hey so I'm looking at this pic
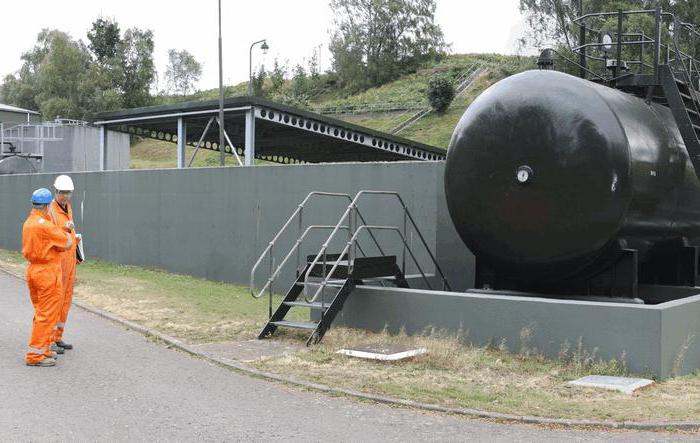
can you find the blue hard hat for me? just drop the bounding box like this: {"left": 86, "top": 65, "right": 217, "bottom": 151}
{"left": 31, "top": 188, "right": 53, "bottom": 205}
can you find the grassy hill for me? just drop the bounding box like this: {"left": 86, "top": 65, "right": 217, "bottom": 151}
{"left": 131, "top": 54, "right": 533, "bottom": 168}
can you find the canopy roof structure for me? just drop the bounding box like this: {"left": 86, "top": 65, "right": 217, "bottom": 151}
{"left": 0, "top": 103, "right": 40, "bottom": 115}
{"left": 94, "top": 97, "right": 445, "bottom": 168}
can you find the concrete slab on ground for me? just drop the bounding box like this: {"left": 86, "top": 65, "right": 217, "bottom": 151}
{"left": 337, "top": 343, "right": 428, "bottom": 361}
{"left": 569, "top": 375, "right": 655, "bottom": 395}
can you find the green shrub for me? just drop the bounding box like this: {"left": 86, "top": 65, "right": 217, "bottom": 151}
{"left": 427, "top": 75, "right": 455, "bottom": 114}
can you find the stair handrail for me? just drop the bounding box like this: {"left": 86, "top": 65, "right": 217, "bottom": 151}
{"left": 304, "top": 225, "right": 437, "bottom": 307}
{"left": 303, "top": 190, "right": 451, "bottom": 303}
{"left": 667, "top": 15, "right": 700, "bottom": 127}
{"left": 250, "top": 191, "right": 386, "bottom": 299}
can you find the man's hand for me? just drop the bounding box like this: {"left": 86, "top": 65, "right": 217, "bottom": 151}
{"left": 65, "top": 221, "right": 75, "bottom": 231}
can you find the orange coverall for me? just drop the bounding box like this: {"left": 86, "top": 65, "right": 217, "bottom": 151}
{"left": 49, "top": 200, "right": 77, "bottom": 343}
{"left": 22, "top": 209, "right": 70, "bottom": 364}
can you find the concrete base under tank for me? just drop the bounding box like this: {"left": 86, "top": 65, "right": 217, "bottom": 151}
{"left": 333, "top": 285, "right": 700, "bottom": 379}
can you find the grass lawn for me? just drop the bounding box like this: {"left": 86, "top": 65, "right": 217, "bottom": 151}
{"left": 338, "top": 69, "right": 502, "bottom": 149}
{"left": 0, "top": 249, "right": 298, "bottom": 343}
{"left": 130, "top": 138, "right": 278, "bottom": 170}
{"left": 3, "top": 247, "right": 700, "bottom": 424}
{"left": 130, "top": 138, "right": 234, "bottom": 170}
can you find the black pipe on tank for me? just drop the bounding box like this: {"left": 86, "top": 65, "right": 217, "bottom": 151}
{"left": 445, "top": 70, "right": 700, "bottom": 284}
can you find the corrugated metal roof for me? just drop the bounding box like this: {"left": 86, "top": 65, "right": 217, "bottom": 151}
{"left": 94, "top": 96, "right": 446, "bottom": 164}
{"left": 0, "top": 103, "right": 40, "bottom": 115}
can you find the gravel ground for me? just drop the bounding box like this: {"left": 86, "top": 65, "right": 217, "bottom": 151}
{"left": 1, "top": 272, "right": 697, "bottom": 442}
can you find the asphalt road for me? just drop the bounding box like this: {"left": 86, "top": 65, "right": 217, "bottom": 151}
{"left": 0, "top": 271, "right": 697, "bottom": 442}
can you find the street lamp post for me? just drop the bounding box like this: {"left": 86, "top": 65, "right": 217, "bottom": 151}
{"left": 248, "top": 39, "right": 269, "bottom": 96}
{"left": 217, "top": 0, "right": 225, "bottom": 166}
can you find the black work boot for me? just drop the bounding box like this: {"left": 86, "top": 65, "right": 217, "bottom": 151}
{"left": 55, "top": 340, "right": 73, "bottom": 350}
{"left": 26, "top": 357, "right": 56, "bottom": 367}
{"left": 49, "top": 343, "right": 65, "bottom": 354}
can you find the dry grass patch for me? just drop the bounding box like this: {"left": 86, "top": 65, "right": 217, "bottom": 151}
{"left": 255, "top": 327, "right": 700, "bottom": 422}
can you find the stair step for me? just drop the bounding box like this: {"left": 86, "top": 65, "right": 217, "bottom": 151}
{"left": 283, "top": 301, "right": 328, "bottom": 310}
{"left": 271, "top": 320, "right": 318, "bottom": 330}
{"left": 307, "top": 259, "right": 351, "bottom": 266}
{"left": 294, "top": 281, "right": 344, "bottom": 288}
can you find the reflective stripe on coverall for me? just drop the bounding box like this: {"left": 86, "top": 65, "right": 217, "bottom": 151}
{"left": 49, "top": 200, "right": 77, "bottom": 343}
{"left": 22, "top": 209, "right": 69, "bottom": 363}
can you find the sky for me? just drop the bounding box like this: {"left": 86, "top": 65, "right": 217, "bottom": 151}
{"left": 0, "top": 0, "right": 527, "bottom": 91}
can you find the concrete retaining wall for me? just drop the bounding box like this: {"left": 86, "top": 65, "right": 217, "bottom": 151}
{"left": 335, "top": 285, "right": 700, "bottom": 378}
{"left": 0, "top": 161, "right": 471, "bottom": 288}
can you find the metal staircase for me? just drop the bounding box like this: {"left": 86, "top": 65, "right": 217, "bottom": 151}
{"left": 250, "top": 190, "right": 450, "bottom": 345}
{"left": 660, "top": 66, "right": 700, "bottom": 175}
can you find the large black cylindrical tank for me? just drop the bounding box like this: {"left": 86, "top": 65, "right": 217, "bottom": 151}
{"left": 445, "top": 70, "right": 700, "bottom": 283}
{"left": 0, "top": 156, "right": 37, "bottom": 175}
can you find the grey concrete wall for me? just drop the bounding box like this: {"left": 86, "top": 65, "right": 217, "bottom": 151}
{"left": 0, "top": 111, "right": 40, "bottom": 125}
{"left": 2, "top": 126, "right": 128, "bottom": 173}
{"left": 660, "top": 296, "right": 700, "bottom": 377}
{"left": 436, "top": 185, "right": 474, "bottom": 291}
{"left": 335, "top": 285, "right": 700, "bottom": 378}
{"left": 40, "top": 126, "right": 129, "bottom": 173}
{"left": 0, "top": 162, "right": 462, "bottom": 288}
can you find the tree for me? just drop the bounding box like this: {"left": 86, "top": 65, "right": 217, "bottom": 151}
{"left": 290, "top": 64, "right": 310, "bottom": 97}
{"left": 427, "top": 75, "right": 454, "bottom": 113}
{"left": 165, "top": 49, "right": 202, "bottom": 96}
{"left": 517, "top": 1, "right": 700, "bottom": 51}
{"left": 87, "top": 17, "right": 121, "bottom": 62}
{"left": 250, "top": 64, "right": 266, "bottom": 97}
{"left": 329, "top": 0, "right": 447, "bottom": 92}
{"left": 1, "top": 21, "right": 155, "bottom": 120}
{"left": 119, "top": 28, "right": 156, "bottom": 108}
{"left": 268, "top": 58, "right": 287, "bottom": 94}
{"left": 34, "top": 31, "right": 92, "bottom": 118}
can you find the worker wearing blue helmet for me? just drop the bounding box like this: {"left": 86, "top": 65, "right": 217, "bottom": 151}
{"left": 22, "top": 188, "right": 72, "bottom": 367}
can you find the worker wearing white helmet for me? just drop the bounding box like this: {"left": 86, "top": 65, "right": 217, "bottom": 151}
{"left": 49, "top": 175, "right": 79, "bottom": 352}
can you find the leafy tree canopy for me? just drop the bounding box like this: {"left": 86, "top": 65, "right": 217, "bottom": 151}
{"left": 329, "top": 0, "right": 448, "bottom": 92}
{"left": 165, "top": 49, "right": 202, "bottom": 96}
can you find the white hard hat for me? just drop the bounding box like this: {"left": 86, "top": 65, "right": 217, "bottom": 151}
{"left": 54, "top": 175, "right": 74, "bottom": 192}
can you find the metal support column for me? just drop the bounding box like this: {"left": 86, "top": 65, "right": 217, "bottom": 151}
{"left": 177, "top": 117, "right": 187, "bottom": 168}
{"left": 654, "top": 6, "right": 662, "bottom": 82}
{"left": 615, "top": 9, "right": 623, "bottom": 79}
{"left": 579, "top": 24, "right": 587, "bottom": 79}
{"left": 99, "top": 125, "right": 107, "bottom": 171}
{"left": 245, "top": 107, "right": 256, "bottom": 166}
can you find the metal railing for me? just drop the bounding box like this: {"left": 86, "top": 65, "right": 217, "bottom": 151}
{"left": 391, "top": 62, "right": 485, "bottom": 135}
{"left": 565, "top": 8, "right": 700, "bottom": 85}
{"left": 303, "top": 190, "right": 451, "bottom": 308}
{"left": 249, "top": 191, "right": 385, "bottom": 311}
{"left": 315, "top": 62, "right": 486, "bottom": 117}
{"left": 250, "top": 190, "right": 452, "bottom": 322}
{"left": 1, "top": 122, "right": 64, "bottom": 163}
{"left": 316, "top": 101, "right": 426, "bottom": 116}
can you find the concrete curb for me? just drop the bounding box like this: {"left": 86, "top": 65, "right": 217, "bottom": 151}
{"left": 2, "top": 265, "right": 698, "bottom": 432}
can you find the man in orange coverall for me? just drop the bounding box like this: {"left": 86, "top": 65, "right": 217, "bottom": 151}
{"left": 22, "top": 188, "right": 72, "bottom": 367}
{"left": 49, "top": 175, "right": 78, "bottom": 353}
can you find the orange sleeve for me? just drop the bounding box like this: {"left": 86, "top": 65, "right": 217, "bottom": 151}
{"left": 42, "top": 223, "right": 69, "bottom": 250}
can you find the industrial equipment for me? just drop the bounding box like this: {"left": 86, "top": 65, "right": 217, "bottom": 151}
{"left": 445, "top": 7, "right": 700, "bottom": 298}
